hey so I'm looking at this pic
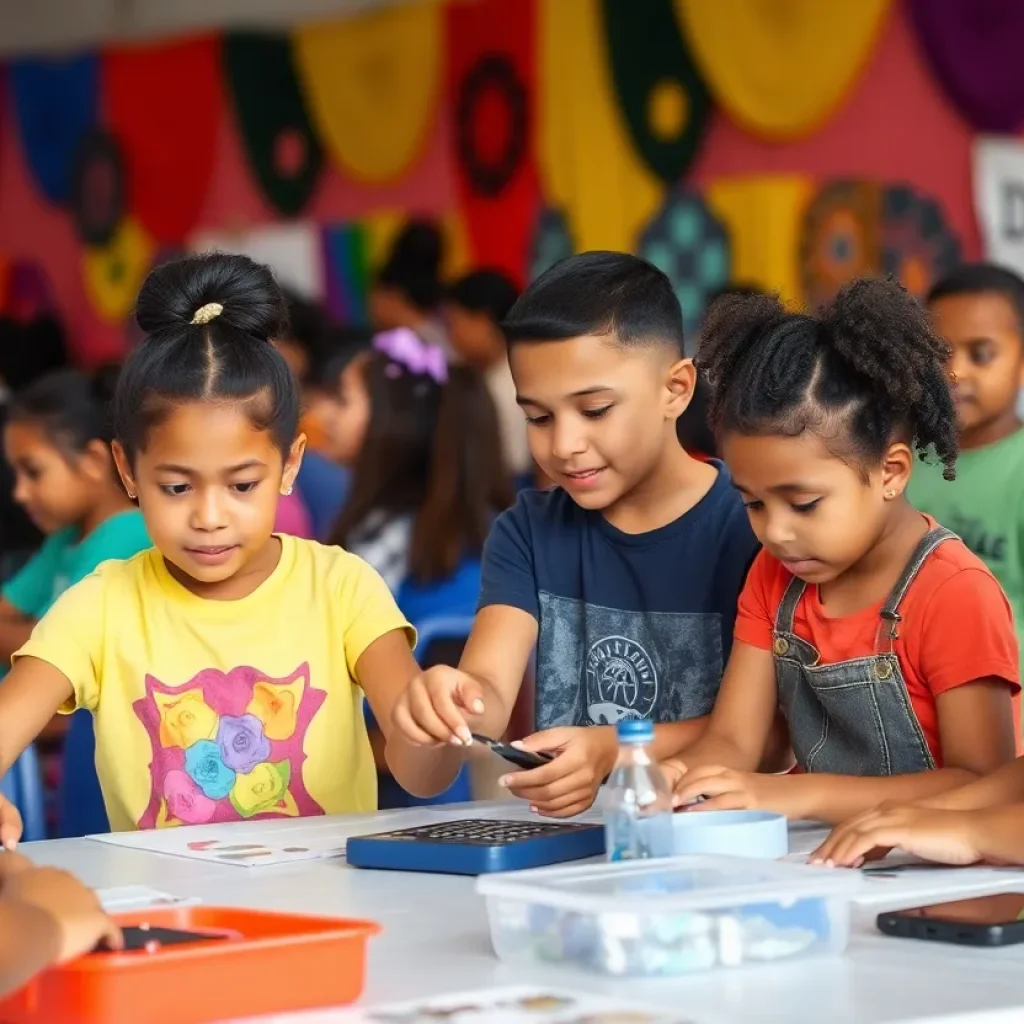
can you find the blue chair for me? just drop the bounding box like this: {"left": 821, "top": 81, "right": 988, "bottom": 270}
{"left": 57, "top": 710, "right": 109, "bottom": 838}
{"left": 0, "top": 746, "right": 45, "bottom": 842}
{"left": 371, "top": 614, "right": 477, "bottom": 809}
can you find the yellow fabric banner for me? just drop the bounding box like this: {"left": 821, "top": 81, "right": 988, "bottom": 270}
{"left": 538, "top": 0, "right": 661, "bottom": 253}
{"left": 676, "top": 0, "right": 891, "bottom": 139}
{"left": 706, "top": 176, "right": 813, "bottom": 308}
{"left": 293, "top": 2, "right": 442, "bottom": 184}
{"left": 81, "top": 218, "right": 154, "bottom": 323}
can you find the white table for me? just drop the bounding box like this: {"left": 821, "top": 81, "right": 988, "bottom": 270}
{"left": 23, "top": 806, "right": 1024, "bottom": 1024}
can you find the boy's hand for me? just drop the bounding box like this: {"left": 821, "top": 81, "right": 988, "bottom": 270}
{"left": 810, "top": 805, "right": 986, "bottom": 868}
{"left": 4, "top": 866, "right": 122, "bottom": 962}
{"left": 672, "top": 765, "right": 810, "bottom": 818}
{"left": 391, "top": 665, "right": 486, "bottom": 747}
{"left": 500, "top": 727, "right": 618, "bottom": 818}
{"left": 0, "top": 793, "right": 23, "bottom": 850}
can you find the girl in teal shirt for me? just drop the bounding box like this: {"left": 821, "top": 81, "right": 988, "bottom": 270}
{"left": 1, "top": 368, "right": 150, "bottom": 836}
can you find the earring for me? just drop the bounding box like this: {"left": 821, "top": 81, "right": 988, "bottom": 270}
{"left": 884, "top": 489, "right": 897, "bottom": 499}
{"left": 281, "top": 485, "right": 293, "bottom": 497}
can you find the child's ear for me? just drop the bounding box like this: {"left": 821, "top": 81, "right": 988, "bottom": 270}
{"left": 111, "top": 441, "right": 138, "bottom": 501}
{"left": 880, "top": 440, "right": 913, "bottom": 498}
{"left": 281, "top": 434, "right": 307, "bottom": 496}
{"left": 80, "top": 439, "right": 114, "bottom": 482}
{"left": 666, "top": 357, "right": 696, "bottom": 418}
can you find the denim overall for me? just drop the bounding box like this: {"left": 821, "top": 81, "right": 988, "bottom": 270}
{"left": 772, "top": 527, "right": 954, "bottom": 776}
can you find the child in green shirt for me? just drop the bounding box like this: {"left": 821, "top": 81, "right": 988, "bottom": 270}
{"left": 908, "top": 264, "right": 1024, "bottom": 723}
{"left": 1, "top": 368, "right": 151, "bottom": 836}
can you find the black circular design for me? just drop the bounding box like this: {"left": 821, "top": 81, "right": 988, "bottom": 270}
{"left": 70, "top": 129, "right": 125, "bottom": 247}
{"left": 456, "top": 53, "right": 528, "bottom": 199}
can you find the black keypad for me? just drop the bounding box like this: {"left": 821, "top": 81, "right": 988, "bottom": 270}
{"left": 371, "top": 819, "right": 590, "bottom": 846}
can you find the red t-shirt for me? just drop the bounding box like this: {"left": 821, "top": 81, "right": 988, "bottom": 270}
{"left": 734, "top": 532, "right": 1021, "bottom": 766}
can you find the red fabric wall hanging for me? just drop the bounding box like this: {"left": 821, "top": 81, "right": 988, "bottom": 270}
{"left": 445, "top": 0, "right": 539, "bottom": 287}
{"left": 103, "top": 37, "right": 222, "bottom": 244}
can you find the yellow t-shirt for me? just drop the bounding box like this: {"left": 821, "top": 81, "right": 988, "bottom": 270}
{"left": 15, "top": 535, "right": 412, "bottom": 832}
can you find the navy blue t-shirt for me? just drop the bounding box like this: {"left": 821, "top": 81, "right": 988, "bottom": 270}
{"left": 479, "top": 464, "right": 759, "bottom": 730}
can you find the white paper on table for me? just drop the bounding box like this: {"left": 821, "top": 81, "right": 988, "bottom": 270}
{"left": 239, "top": 985, "right": 702, "bottom": 1023}
{"left": 85, "top": 804, "right": 591, "bottom": 868}
{"left": 97, "top": 885, "right": 200, "bottom": 912}
{"left": 190, "top": 222, "right": 324, "bottom": 300}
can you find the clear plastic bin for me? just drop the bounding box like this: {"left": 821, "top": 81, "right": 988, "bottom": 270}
{"left": 477, "top": 855, "right": 863, "bottom": 977}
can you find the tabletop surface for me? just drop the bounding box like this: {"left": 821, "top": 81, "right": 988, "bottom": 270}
{"left": 22, "top": 802, "right": 1024, "bottom": 1024}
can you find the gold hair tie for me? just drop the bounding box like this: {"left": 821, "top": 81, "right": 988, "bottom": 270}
{"left": 191, "top": 302, "right": 223, "bottom": 325}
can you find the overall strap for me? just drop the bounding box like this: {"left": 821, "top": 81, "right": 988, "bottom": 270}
{"left": 774, "top": 574, "right": 808, "bottom": 635}
{"left": 877, "top": 527, "right": 956, "bottom": 646}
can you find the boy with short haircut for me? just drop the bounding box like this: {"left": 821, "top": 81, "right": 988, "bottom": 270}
{"left": 393, "top": 252, "right": 759, "bottom": 817}
{"left": 908, "top": 263, "right": 1024, "bottom": 701}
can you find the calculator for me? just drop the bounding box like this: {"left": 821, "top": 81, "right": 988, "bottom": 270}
{"left": 346, "top": 818, "right": 606, "bottom": 875}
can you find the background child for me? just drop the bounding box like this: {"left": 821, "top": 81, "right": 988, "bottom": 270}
{"left": 325, "top": 328, "right": 512, "bottom": 598}
{"left": 369, "top": 220, "right": 448, "bottom": 353}
{"left": 908, "top": 264, "right": 1024, "bottom": 717}
{"left": 444, "top": 270, "right": 531, "bottom": 479}
{"left": 0, "top": 312, "right": 70, "bottom": 580}
{"left": 322, "top": 327, "right": 512, "bottom": 806}
{"left": 392, "top": 252, "right": 760, "bottom": 818}
{"left": 666, "top": 279, "right": 1020, "bottom": 825}
{"left": 0, "top": 851, "right": 121, "bottom": 995}
{"left": 0, "top": 252, "right": 460, "bottom": 843}
{"left": 0, "top": 367, "right": 150, "bottom": 837}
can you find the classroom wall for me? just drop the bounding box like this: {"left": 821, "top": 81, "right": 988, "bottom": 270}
{"left": 0, "top": 1, "right": 984, "bottom": 364}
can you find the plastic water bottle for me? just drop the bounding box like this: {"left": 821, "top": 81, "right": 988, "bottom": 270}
{"left": 604, "top": 720, "right": 675, "bottom": 861}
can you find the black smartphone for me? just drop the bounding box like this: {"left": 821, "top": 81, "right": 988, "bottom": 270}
{"left": 93, "top": 925, "right": 229, "bottom": 954}
{"left": 877, "top": 893, "right": 1024, "bottom": 947}
{"left": 471, "top": 734, "right": 554, "bottom": 771}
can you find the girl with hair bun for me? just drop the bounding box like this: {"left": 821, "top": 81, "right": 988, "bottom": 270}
{"left": 666, "top": 277, "right": 1021, "bottom": 827}
{"left": 0, "top": 253, "right": 463, "bottom": 843}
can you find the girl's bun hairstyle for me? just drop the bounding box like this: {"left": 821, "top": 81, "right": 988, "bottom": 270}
{"left": 114, "top": 252, "right": 299, "bottom": 458}
{"left": 697, "top": 276, "right": 958, "bottom": 479}
{"left": 135, "top": 252, "right": 285, "bottom": 342}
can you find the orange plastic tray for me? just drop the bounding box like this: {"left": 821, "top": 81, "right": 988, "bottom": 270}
{"left": 0, "top": 905, "right": 380, "bottom": 1024}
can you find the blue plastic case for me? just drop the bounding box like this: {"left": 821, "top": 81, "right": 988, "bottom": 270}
{"left": 346, "top": 819, "right": 606, "bottom": 875}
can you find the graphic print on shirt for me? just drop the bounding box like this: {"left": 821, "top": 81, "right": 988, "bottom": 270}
{"left": 133, "top": 663, "right": 326, "bottom": 828}
{"left": 584, "top": 635, "right": 657, "bottom": 723}
{"left": 536, "top": 593, "right": 724, "bottom": 728}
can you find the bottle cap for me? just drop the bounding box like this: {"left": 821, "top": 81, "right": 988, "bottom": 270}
{"left": 616, "top": 719, "right": 654, "bottom": 742}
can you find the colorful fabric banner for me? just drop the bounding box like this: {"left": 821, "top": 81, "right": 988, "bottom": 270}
{"left": 321, "top": 224, "right": 370, "bottom": 325}
{"left": 974, "top": 137, "right": 1024, "bottom": 276}
{"left": 446, "top": 0, "right": 538, "bottom": 286}
{"left": 908, "top": 0, "right": 1024, "bottom": 133}
{"left": 706, "top": 176, "right": 813, "bottom": 308}
{"left": 676, "top": 0, "right": 890, "bottom": 139}
{"left": 70, "top": 129, "right": 125, "bottom": 247}
{"left": 81, "top": 218, "right": 155, "bottom": 323}
{"left": 601, "top": 0, "right": 711, "bottom": 184}
{"left": 801, "top": 180, "right": 882, "bottom": 310}
{"left": 5, "top": 260, "right": 53, "bottom": 323}
{"left": 10, "top": 54, "right": 99, "bottom": 204}
{"left": 637, "top": 188, "right": 730, "bottom": 344}
{"left": 104, "top": 37, "right": 221, "bottom": 243}
{"left": 293, "top": 2, "right": 442, "bottom": 185}
{"left": 538, "top": 0, "right": 661, "bottom": 253}
{"left": 881, "top": 184, "right": 960, "bottom": 298}
{"left": 529, "top": 206, "right": 574, "bottom": 282}
{"left": 223, "top": 32, "right": 323, "bottom": 217}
